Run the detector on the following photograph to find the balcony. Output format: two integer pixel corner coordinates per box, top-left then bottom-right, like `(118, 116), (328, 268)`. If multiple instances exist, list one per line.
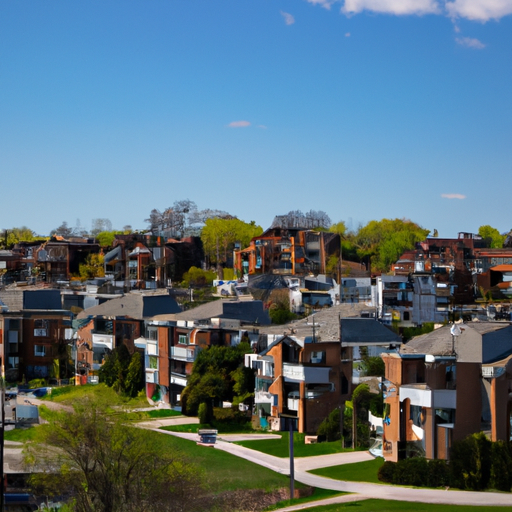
(287, 396), (299, 411)
(283, 363), (330, 383)
(92, 333), (114, 350)
(255, 391), (274, 404)
(399, 385), (456, 409)
(171, 346), (199, 362)
(146, 370), (158, 384)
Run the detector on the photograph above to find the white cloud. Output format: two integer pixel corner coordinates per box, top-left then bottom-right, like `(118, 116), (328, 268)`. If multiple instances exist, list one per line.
(304, 0), (512, 20)
(445, 0), (512, 21)
(441, 193), (467, 199)
(456, 36), (486, 48)
(227, 120), (251, 128)
(345, 32), (351, 36)
(280, 11), (296, 25)
(453, 24), (461, 32)
(342, 0), (440, 16)
(306, 0), (338, 10)
(258, 125), (268, 129)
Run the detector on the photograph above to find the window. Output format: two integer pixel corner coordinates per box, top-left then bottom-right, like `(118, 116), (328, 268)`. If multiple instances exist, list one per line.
(146, 327), (158, 341)
(403, 311), (410, 321)
(8, 319), (20, 329)
(34, 319), (49, 330)
(95, 319), (113, 334)
(148, 356), (158, 370)
(310, 351), (325, 364)
(8, 357), (19, 369)
(34, 345), (47, 357)
(178, 335), (188, 345)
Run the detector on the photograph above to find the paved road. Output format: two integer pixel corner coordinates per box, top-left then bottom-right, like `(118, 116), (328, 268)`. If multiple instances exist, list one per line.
(140, 419), (512, 508)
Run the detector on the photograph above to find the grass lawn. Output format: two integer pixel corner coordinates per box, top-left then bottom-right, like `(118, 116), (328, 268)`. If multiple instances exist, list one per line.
(43, 383), (148, 408)
(292, 499), (512, 511)
(162, 421), (254, 434)
(310, 458), (384, 484)
(235, 432), (353, 458)
(4, 427), (38, 443)
(152, 430), (295, 493)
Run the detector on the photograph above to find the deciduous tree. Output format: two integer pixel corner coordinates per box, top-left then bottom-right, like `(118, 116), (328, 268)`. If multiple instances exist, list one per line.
(26, 399), (208, 512)
(478, 225), (505, 248)
(201, 217), (262, 267)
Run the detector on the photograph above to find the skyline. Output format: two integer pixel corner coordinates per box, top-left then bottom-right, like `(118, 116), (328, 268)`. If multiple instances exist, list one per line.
(1, 1), (511, 237)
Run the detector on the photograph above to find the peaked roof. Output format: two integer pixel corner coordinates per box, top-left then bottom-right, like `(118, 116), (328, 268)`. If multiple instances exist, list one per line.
(153, 299), (271, 325)
(340, 318), (402, 345)
(76, 292), (181, 320)
(401, 321), (512, 364)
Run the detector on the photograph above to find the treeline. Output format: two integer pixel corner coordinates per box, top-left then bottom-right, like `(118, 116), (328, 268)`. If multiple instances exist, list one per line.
(3, 200), (510, 273)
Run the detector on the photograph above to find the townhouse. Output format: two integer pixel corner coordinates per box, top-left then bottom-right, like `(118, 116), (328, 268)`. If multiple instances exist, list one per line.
(381, 321), (512, 461)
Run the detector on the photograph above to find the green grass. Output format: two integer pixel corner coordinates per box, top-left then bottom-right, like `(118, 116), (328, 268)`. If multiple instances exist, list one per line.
(293, 499), (512, 511)
(264, 488), (345, 511)
(151, 430), (295, 493)
(146, 409), (182, 418)
(4, 427), (39, 443)
(310, 458), (384, 484)
(162, 423), (203, 434)
(123, 409), (183, 421)
(162, 421), (254, 434)
(44, 383), (149, 408)
(235, 432), (353, 458)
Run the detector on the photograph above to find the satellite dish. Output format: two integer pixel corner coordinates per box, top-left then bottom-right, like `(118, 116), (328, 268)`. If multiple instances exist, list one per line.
(450, 324), (461, 337)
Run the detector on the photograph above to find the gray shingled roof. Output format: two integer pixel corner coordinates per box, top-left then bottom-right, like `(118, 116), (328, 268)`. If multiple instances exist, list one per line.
(153, 299), (271, 325)
(77, 291), (181, 320)
(258, 302), (370, 341)
(340, 318), (402, 345)
(401, 321), (512, 364)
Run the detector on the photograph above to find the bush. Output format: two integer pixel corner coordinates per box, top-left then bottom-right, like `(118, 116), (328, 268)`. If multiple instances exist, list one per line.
(198, 402), (210, 425)
(378, 461), (396, 483)
(489, 441), (512, 492)
(427, 459), (450, 487)
(28, 378), (47, 389)
(317, 408), (341, 442)
(392, 457), (428, 486)
(378, 457), (450, 488)
(450, 432), (492, 491)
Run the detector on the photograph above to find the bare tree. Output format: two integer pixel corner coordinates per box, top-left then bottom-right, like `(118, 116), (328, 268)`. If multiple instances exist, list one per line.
(91, 218), (113, 236)
(271, 210), (331, 230)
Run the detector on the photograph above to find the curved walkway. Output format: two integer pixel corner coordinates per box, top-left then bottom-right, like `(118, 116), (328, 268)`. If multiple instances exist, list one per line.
(139, 419), (512, 508)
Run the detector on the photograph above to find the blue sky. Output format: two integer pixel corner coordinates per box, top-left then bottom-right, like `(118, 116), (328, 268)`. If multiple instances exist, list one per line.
(1, 0), (511, 238)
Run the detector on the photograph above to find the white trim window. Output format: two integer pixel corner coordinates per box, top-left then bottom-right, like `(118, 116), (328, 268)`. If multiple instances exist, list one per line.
(34, 345), (47, 357)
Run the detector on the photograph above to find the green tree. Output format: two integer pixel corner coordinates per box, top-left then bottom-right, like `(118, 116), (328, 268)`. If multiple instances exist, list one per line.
(125, 351), (144, 398)
(1, 226), (45, 249)
(359, 347), (385, 377)
(181, 343), (252, 416)
(79, 253), (105, 280)
(25, 399), (208, 512)
(354, 218), (429, 272)
(478, 225), (505, 248)
(181, 266), (217, 288)
(99, 344), (141, 397)
(201, 217), (263, 267)
(95, 230), (124, 248)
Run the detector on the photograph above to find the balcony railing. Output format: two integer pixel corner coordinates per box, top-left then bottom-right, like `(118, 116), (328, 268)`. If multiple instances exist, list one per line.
(283, 363), (330, 383)
(171, 346), (198, 362)
(255, 391), (274, 404)
(287, 398), (299, 411)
